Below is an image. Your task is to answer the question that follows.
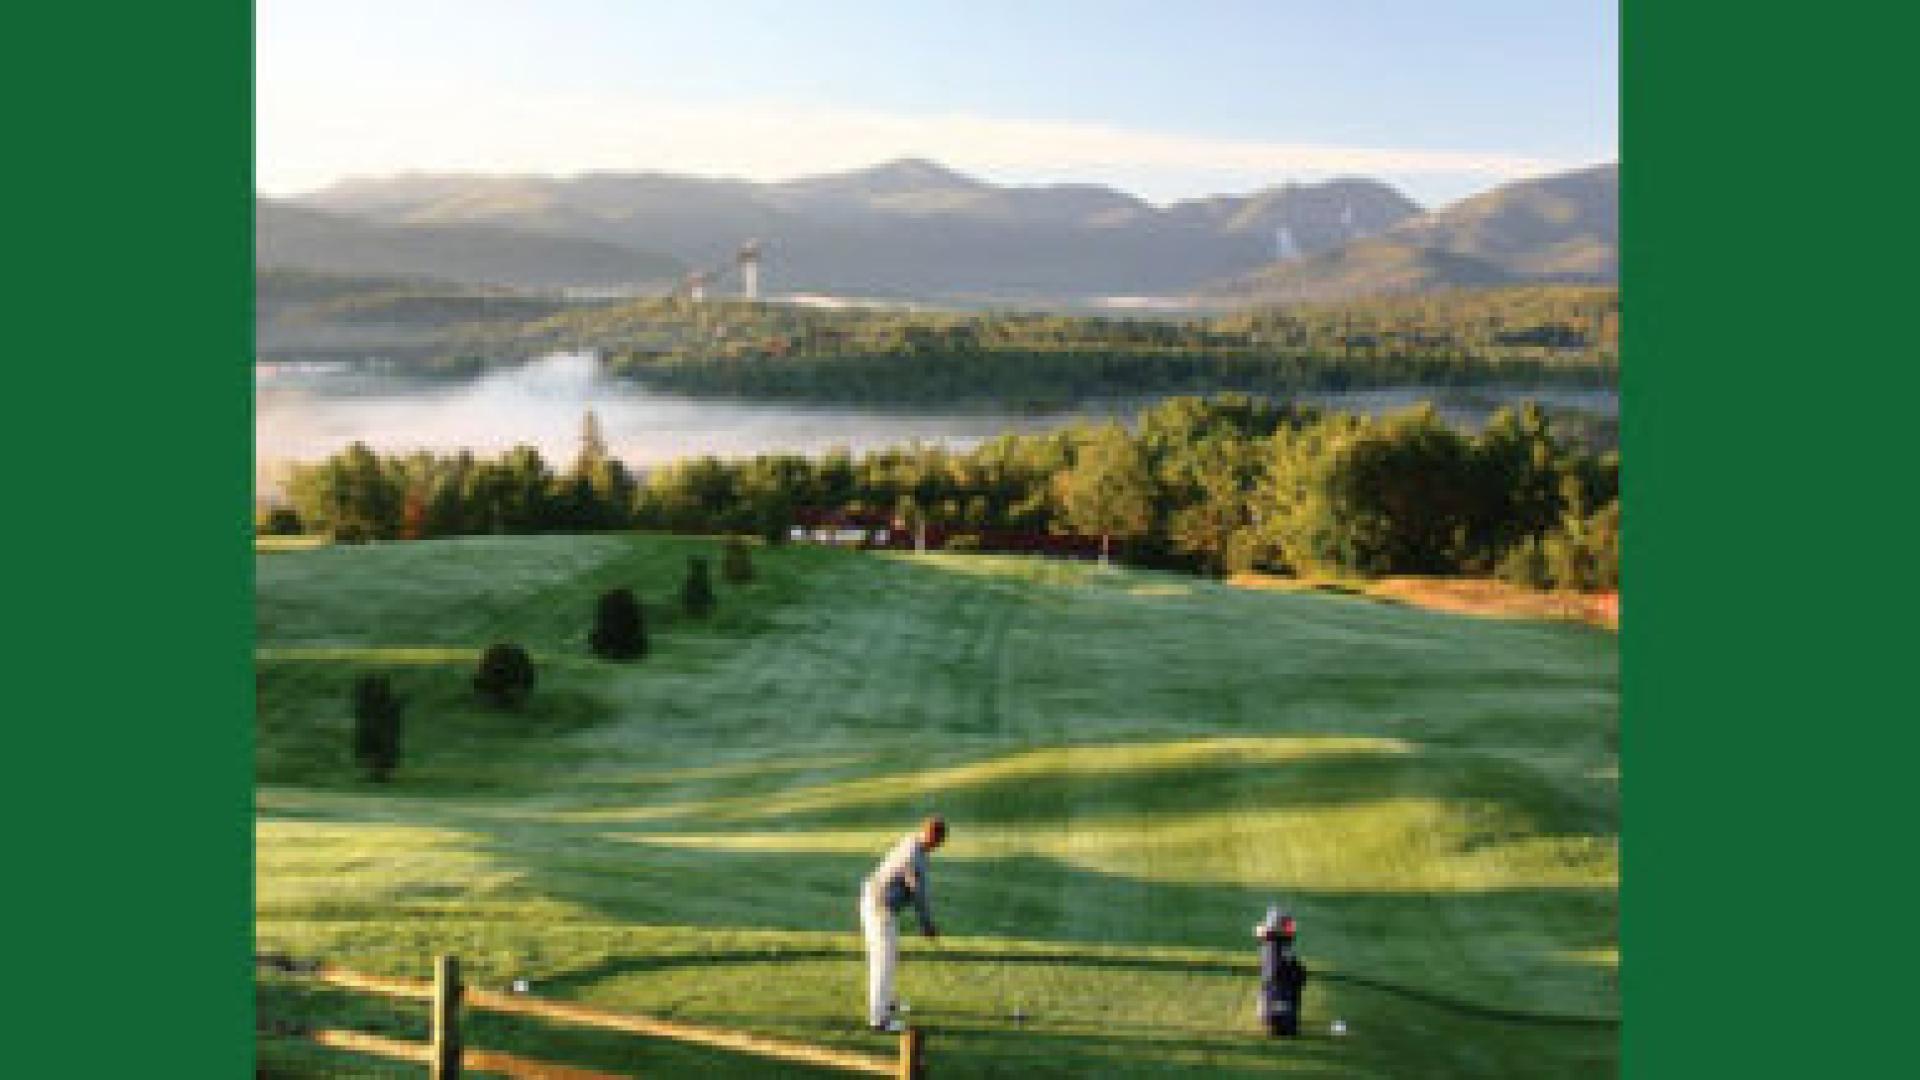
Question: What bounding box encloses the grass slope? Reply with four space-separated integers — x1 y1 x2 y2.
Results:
256 535 1617 1078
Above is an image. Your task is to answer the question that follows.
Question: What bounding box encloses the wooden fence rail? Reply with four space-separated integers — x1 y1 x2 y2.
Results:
307 1028 630 1080
259 954 923 1079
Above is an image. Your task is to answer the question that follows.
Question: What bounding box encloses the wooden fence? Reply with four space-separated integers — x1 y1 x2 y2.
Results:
259 954 925 1079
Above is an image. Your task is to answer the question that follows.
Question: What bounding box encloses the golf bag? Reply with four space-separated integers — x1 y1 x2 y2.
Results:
1255 906 1308 1037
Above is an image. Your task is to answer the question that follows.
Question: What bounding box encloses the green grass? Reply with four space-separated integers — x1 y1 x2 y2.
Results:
256 535 1617 1078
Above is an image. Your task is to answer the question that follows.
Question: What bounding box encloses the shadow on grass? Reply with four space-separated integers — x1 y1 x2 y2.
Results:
539 947 1616 1029
259 743 1617 1076
572 739 1616 846
260 793 1613 1017
259 727 1618 973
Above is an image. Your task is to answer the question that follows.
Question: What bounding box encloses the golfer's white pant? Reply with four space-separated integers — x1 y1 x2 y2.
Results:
860 891 898 1026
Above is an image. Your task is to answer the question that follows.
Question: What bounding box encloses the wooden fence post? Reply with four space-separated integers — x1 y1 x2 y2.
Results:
897 1026 924 1080
431 955 463 1080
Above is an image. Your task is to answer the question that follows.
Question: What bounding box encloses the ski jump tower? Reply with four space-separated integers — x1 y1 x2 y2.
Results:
737 240 762 300
675 239 766 303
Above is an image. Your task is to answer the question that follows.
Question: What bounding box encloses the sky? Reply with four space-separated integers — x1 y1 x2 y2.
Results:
256 0 1617 208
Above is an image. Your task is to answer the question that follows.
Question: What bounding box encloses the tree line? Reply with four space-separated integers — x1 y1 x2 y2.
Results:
281 281 1619 407
612 348 1614 409
276 396 1617 590
586 287 1618 406
540 285 1618 369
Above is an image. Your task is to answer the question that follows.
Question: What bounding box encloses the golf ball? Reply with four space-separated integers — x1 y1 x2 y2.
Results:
1331 1019 1348 1036
511 979 530 993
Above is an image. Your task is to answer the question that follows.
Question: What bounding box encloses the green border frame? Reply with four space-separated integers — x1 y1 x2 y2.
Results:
12 2 1916 1074
11 1 253 1073
1623 3 1918 1077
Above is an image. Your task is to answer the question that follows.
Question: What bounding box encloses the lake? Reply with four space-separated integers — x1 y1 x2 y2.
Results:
255 352 1618 492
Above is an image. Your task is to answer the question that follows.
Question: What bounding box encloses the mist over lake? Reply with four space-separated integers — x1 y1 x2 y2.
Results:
255 351 1617 491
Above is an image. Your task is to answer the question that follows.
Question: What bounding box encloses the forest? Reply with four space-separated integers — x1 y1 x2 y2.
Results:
576 287 1616 406
275 395 1618 590
260 275 1618 407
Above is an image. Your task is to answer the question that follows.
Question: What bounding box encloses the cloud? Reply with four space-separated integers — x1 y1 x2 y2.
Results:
256 85 1572 202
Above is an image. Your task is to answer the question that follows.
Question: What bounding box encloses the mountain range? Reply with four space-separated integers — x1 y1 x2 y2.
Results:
1215 164 1617 302
258 159 1615 303
255 202 684 289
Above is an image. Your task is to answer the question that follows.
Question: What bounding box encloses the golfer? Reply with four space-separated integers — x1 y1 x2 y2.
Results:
860 815 947 1031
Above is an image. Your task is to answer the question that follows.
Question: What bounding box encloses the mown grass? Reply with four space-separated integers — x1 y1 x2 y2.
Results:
256 535 1618 1078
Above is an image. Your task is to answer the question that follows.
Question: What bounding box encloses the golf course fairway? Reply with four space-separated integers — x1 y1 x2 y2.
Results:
255 534 1618 1078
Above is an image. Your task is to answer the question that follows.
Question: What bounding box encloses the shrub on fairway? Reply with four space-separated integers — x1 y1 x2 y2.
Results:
721 537 755 584
589 587 648 660
473 643 537 708
350 674 403 782
681 556 716 617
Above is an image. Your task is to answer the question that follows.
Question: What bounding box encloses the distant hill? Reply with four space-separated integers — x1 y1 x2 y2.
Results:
1162 177 1417 249
258 161 1617 304
1216 164 1617 303
255 200 683 290
254 266 583 364
1387 163 1617 278
286 161 1422 299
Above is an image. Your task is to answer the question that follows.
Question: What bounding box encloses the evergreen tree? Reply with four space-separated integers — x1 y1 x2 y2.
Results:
473 643 537 708
351 674 403 782
589 588 648 660
576 409 610 472
681 556 717 617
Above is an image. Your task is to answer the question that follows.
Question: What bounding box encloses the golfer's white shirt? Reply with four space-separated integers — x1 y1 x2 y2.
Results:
865 834 934 925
